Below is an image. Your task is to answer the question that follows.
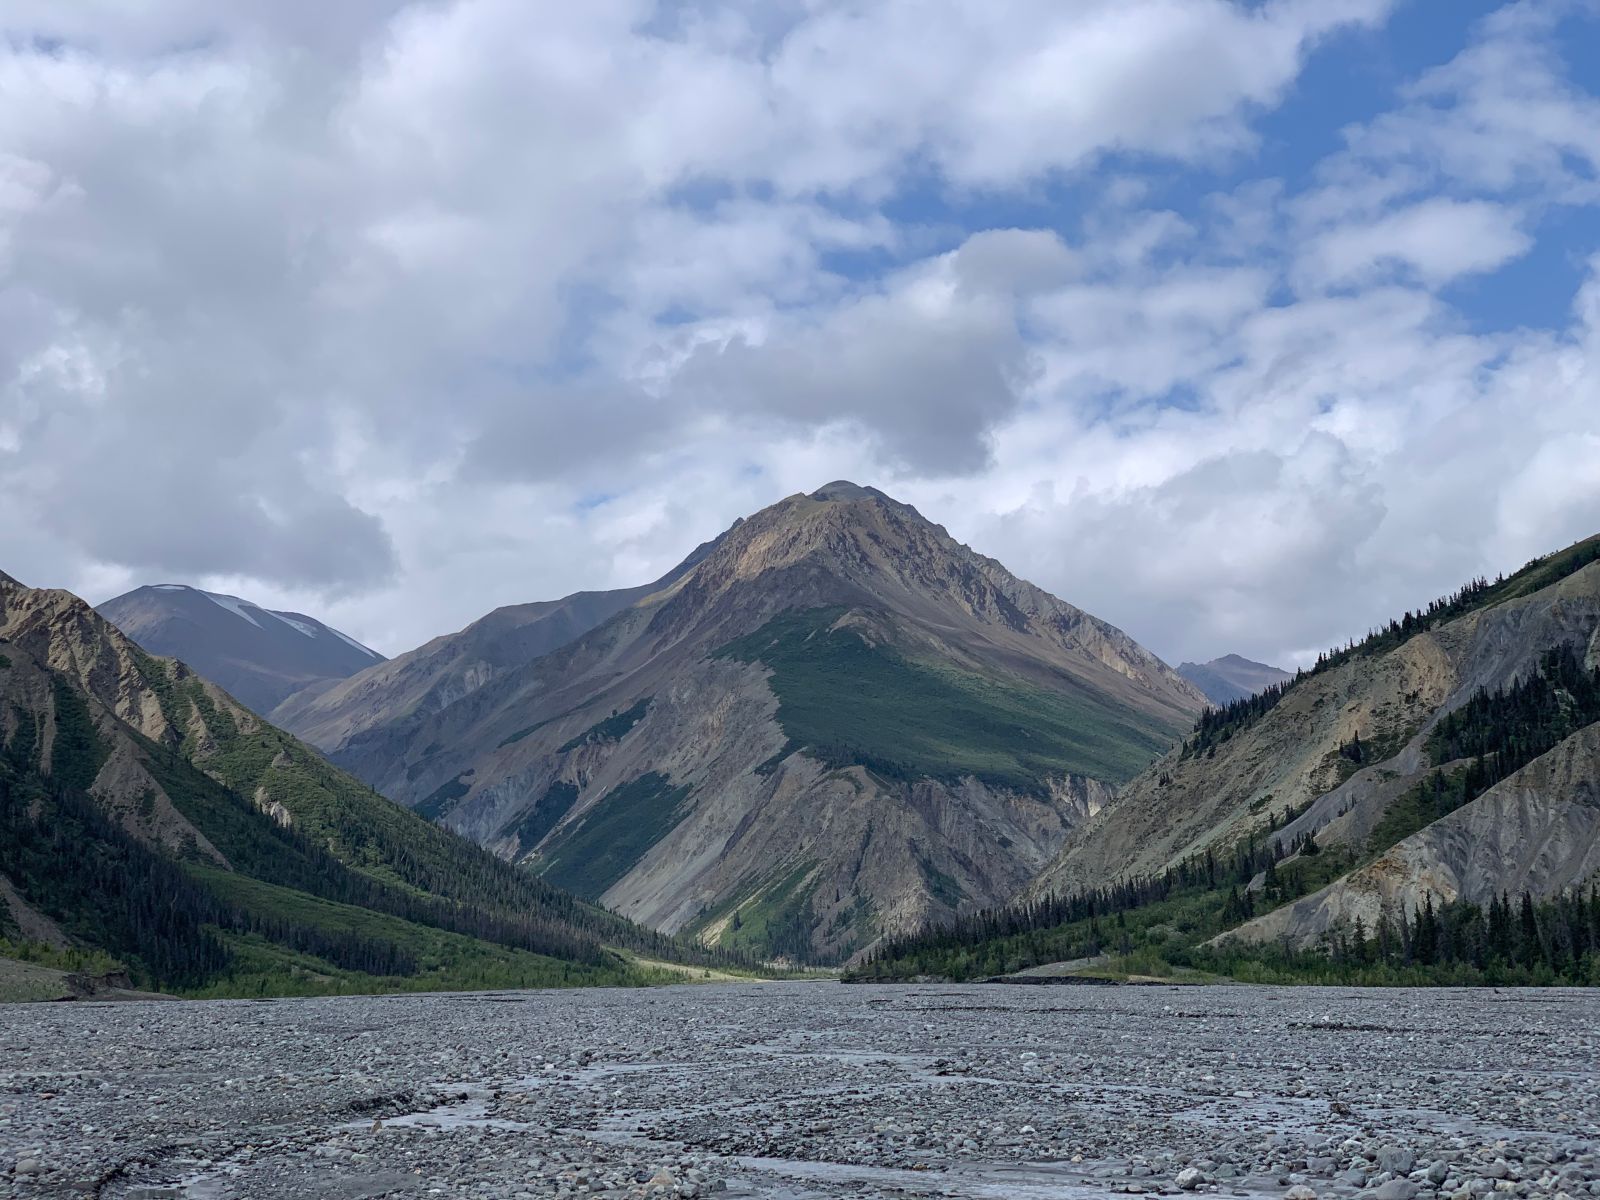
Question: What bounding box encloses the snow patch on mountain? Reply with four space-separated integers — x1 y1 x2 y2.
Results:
202 591 263 628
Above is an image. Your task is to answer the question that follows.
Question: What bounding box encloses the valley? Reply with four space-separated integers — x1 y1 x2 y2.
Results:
2 984 1596 1199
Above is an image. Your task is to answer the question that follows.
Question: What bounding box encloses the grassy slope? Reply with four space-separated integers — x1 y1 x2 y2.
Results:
534 772 692 901
143 662 699 956
716 607 1175 790
188 869 656 998
680 860 833 961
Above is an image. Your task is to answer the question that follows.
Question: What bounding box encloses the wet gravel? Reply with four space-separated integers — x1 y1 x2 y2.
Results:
1 983 1596 1199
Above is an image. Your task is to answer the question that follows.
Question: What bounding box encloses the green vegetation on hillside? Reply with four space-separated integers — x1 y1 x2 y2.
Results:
144 665 725 962
849 829 1600 987
1187 533 1600 756
1366 644 1600 852
558 698 651 752
0 646 753 997
847 828 1352 983
500 780 579 855
416 771 473 821
1 751 231 989
716 607 1175 790
682 861 832 963
534 772 691 901
190 870 658 997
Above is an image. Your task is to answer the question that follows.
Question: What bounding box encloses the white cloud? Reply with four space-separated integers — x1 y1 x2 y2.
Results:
1 0 1598 677
1296 198 1532 290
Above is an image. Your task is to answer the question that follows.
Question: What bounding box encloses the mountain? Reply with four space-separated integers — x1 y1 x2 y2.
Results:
1177 653 1291 706
96 584 384 716
1033 535 1600 901
0 573 728 998
850 534 1600 984
269 537 721 752
289 482 1205 962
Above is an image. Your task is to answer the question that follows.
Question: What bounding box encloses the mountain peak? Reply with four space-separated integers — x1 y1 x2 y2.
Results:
808 480 883 503
1177 654 1291 707
96 584 383 714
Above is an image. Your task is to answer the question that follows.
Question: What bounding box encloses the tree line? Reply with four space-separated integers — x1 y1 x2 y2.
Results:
1185 536 1600 755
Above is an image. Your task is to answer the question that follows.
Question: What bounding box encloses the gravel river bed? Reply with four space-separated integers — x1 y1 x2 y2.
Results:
1 983 1596 1200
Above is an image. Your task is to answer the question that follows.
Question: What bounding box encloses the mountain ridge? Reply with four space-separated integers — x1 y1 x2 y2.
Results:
1177 653 1292 706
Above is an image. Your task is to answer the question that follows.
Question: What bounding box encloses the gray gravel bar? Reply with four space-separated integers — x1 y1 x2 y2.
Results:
2 983 1597 1199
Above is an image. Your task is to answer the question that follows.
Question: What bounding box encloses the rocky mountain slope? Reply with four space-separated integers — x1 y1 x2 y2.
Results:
1177 654 1290 706
1032 535 1600 925
0 572 724 995
1227 721 1600 950
296 482 1204 961
97 584 384 715
270 541 721 752
852 534 1600 984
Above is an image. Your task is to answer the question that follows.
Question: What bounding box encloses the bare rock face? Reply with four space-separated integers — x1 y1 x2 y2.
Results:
1222 721 1600 949
300 483 1199 961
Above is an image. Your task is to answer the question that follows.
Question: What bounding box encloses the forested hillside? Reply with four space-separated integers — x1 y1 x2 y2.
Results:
0 575 744 997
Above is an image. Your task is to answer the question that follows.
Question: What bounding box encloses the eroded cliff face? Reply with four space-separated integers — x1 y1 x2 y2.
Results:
298 483 1196 960
1 578 235 862
1221 721 1600 949
1 574 399 865
1031 560 1600 896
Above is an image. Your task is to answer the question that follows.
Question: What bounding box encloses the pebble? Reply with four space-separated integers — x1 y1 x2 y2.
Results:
0 984 1595 1200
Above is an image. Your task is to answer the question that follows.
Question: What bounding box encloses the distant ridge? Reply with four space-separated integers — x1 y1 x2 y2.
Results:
1177 653 1291 706
97 584 383 715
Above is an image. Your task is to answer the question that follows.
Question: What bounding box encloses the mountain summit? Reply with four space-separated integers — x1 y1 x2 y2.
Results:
281 483 1204 961
96 584 383 715
1177 653 1291 706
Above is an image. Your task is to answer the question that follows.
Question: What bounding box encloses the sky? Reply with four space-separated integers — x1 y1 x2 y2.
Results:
2 0 1598 670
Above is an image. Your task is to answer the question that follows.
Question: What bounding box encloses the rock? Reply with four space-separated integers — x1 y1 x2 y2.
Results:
1177 1167 1208 1190
1378 1147 1418 1175
1373 1181 1419 1200
13 1158 40 1176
